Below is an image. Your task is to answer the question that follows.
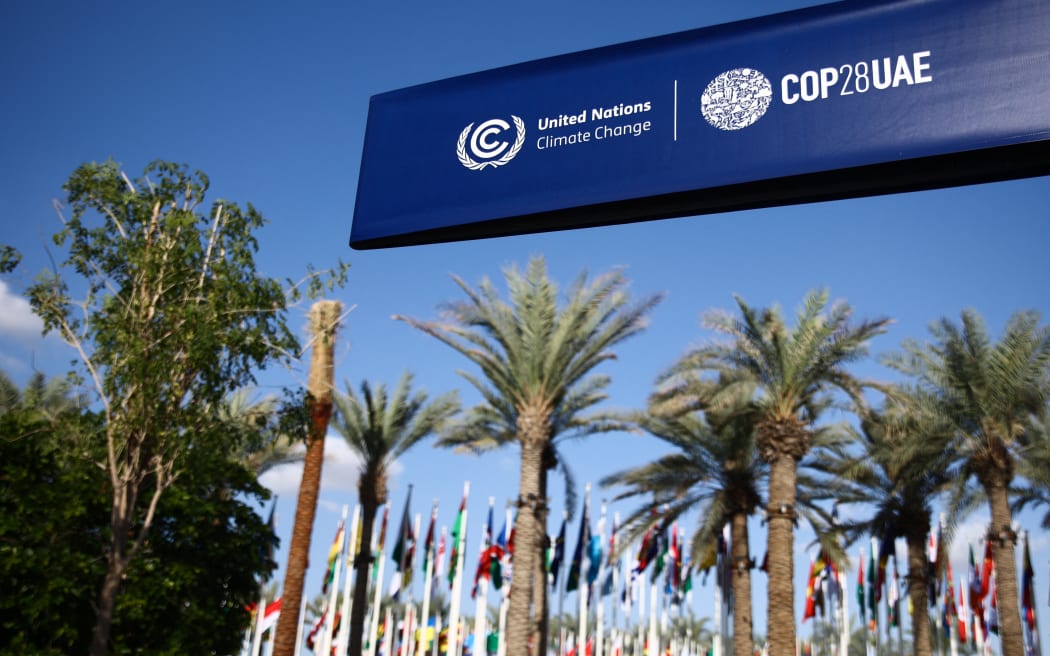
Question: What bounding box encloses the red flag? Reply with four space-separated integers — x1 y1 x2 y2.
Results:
980 540 994 597
803 557 819 621
1022 537 1036 632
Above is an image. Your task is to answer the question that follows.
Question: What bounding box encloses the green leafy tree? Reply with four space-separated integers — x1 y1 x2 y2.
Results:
395 256 662 656
0 385 276 655
0 402 103 654
331 372 459 656
16 160 341 655
810 391 954 656
680 289 890 656
885 309 1050 656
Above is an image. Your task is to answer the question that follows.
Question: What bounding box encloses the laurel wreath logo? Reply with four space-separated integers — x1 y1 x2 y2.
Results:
457 116 526 170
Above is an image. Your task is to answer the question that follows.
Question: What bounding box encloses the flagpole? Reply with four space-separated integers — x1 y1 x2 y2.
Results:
838 568 849 656
712 554 722 656
612 512 620 636
337 506 362 655
250 590 268 656
559 510 569 656
895 559 904 655
498 591 510 656
475 497 495 656
1023 530 1042 656
293 595 308 656
448 481 471 656
596 500 607 656
418 501 439 656
648 580 658 656
367 508 391 656
498 505 511 656
320 506 349 656
578 484 592 656
382 607 394 656
252 506 279 656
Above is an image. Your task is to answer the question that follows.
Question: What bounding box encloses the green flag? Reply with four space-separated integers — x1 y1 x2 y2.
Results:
448 492 467 588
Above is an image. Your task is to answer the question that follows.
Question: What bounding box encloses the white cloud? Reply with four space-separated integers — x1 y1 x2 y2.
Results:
259 434 404 501
0 280 43 342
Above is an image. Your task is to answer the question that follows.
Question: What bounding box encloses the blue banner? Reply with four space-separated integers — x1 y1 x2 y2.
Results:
351 0 1050 249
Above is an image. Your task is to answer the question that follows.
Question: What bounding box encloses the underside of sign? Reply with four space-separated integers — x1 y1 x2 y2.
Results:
350 0 1050 250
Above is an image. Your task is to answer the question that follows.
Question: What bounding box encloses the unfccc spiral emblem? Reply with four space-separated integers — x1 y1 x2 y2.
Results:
457 116 526 170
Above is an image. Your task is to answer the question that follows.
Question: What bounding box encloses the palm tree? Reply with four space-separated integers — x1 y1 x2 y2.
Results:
810 390 954 656
333 371 460 656
602 371 764 656
884 309 1050 656
1011 415 1050 528
395 256 662 656
676 289 890 656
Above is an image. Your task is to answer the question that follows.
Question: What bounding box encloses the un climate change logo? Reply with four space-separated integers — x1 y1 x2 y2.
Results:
701 68 773 131
457 116 525 170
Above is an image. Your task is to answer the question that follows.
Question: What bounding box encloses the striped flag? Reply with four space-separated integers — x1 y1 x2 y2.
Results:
323 520 346 594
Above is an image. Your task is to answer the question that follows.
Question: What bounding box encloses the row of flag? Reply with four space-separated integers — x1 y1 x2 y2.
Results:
250 491 1044 656
799 521 1043 656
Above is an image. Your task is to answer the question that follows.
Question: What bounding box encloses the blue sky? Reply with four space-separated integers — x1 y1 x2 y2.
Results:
2 0 1048 650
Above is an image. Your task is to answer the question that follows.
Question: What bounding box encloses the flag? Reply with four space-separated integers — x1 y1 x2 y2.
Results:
389 486 414 599
566 497 591 593
980 539 994 601
436 527 448 580
634 524 657 574
666 526 682 600
986 576 999 635
857 549 866 623
867 544 877 626
601 564 615 597
803 556 820 622
946 560 958 639
968 544 984 638
587 532 603 587
448 489 467 588
875 533 893 602
493 510 510 587
652 524 669 582
323 520 346 594
306 607 327 651
888 559 900 628
682 564 694 600
1022 536 1036 633
259 597 281 633
259 497 278 583
472 500 505 598
719 523 731 591
422 501 438 577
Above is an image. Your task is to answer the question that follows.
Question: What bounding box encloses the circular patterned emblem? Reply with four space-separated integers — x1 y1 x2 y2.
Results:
701 68 773 131
457 116 526 170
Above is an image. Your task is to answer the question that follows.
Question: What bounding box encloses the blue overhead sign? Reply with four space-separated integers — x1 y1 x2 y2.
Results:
350 0 1050 249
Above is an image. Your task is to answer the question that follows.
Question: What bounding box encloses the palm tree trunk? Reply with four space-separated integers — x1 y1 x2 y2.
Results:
765 454 798 656
730 510 753 656
985 477 1024 656
906 533 933 656
273 300 340 656
531 466 551 656
349 501 379 656
507 437 545 656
